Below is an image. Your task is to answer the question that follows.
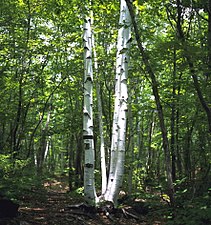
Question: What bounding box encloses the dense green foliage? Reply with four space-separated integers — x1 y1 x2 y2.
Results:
0 0 210 223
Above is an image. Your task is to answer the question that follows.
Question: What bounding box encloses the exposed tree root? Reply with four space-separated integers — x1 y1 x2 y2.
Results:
66 202 142 223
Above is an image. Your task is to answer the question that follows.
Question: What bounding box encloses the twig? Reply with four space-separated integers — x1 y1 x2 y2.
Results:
121 208 140 220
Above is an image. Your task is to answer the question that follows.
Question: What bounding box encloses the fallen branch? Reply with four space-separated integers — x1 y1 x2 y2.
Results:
121 208 139 220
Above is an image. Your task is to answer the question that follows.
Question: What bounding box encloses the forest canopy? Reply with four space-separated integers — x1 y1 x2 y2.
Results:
0 0 211 224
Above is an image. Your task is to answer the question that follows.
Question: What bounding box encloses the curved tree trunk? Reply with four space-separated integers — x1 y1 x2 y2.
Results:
125 0 175 206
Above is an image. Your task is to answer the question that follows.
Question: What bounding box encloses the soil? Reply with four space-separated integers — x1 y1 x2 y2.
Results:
1 179 166 225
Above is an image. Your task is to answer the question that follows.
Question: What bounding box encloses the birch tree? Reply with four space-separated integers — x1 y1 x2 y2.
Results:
83 0 131 206
92 30 107 195
83 12 97 205
103 0 131 205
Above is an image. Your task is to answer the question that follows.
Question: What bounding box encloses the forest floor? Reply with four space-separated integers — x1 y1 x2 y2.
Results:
3 177 168 225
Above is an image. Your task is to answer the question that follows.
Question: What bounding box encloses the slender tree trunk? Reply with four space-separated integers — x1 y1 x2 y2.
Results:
68 134 74 191
176 73 183 177
83 12 97 204
184 112 197 181
127 97 135 195
12 76 23 155
126 0 175 205
37 104 52 174
91 24 107 194
146 112 155 176
75 137 83 188
176 0 211 133
171 47 177 182
184 127 193 181
104 0 131 205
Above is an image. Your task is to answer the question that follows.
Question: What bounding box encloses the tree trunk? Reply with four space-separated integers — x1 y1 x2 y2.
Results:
146 112 155 176
184 113 197 181
126 0 175 206
92 26 107 195
83 12 97 205
176 0 211 133
12 76 23 155
127 96 135 195
75 134 83 188
68 134 74 191
104 0 131 205
37 104 51 174
171 47 177 182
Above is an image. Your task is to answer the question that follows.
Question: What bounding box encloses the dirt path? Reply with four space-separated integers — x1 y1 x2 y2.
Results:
15 179 164 225
19 192 146 225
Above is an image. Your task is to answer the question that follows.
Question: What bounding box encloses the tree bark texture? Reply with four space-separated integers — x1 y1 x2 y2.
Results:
104 0 131 205
83 14 97 205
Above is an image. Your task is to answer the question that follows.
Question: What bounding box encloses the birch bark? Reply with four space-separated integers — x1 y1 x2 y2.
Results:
83 0 131 206
92 36 107 195
83 14 97 205
104 0 131 205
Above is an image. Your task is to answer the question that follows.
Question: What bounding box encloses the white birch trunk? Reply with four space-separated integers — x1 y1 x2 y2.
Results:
104 0 131 205
83 14 97 205
92 31 107 195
